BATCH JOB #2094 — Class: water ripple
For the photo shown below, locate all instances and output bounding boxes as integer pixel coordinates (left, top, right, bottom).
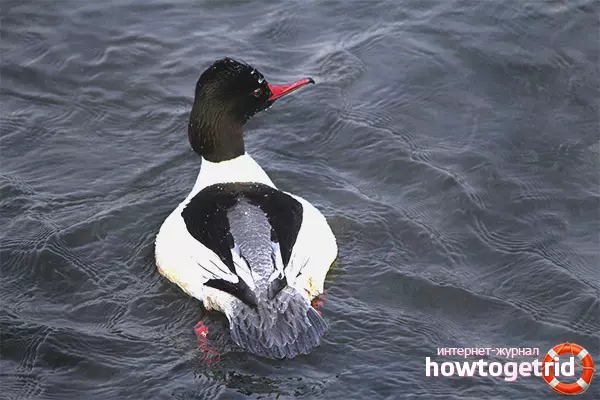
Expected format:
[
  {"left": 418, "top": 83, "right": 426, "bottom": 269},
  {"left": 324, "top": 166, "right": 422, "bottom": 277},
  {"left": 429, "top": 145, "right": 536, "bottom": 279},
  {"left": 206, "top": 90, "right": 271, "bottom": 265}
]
[{"left": 1, "top": 0, "right": 598, "bottom": 399}]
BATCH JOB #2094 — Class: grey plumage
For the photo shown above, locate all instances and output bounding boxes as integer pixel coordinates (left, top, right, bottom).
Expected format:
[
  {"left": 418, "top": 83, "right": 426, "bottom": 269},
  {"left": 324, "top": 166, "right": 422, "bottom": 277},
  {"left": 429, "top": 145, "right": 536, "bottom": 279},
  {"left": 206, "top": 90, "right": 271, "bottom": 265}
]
[
  {"left": 226, "top": 200, "right": 327, "bottom": 358},
  {"left": 229, "top": 286, "right": 327, "bottom": 358}
]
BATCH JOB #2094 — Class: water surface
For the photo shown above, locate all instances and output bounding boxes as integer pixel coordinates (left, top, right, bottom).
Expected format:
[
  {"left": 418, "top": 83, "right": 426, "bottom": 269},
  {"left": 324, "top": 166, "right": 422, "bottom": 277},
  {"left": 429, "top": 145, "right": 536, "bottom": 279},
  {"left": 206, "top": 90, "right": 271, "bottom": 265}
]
[{"left": 1, "top": 0, "right": 599, "bottom": 398}]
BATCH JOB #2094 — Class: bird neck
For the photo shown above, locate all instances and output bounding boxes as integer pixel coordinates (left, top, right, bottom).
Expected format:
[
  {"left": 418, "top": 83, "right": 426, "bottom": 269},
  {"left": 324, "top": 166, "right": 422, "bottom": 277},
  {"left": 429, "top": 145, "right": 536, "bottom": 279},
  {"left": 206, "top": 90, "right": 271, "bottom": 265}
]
[{"left": 188, "top": 102, "right": 245, "bottom": 162}]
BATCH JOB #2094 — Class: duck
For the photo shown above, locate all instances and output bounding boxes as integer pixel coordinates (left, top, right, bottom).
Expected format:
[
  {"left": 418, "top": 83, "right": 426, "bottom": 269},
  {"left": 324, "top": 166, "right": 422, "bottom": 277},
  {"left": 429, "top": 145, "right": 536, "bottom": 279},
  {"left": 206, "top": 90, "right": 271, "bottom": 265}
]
[{"left": 155, "top": 58, "right": 338, "bottom": 359}]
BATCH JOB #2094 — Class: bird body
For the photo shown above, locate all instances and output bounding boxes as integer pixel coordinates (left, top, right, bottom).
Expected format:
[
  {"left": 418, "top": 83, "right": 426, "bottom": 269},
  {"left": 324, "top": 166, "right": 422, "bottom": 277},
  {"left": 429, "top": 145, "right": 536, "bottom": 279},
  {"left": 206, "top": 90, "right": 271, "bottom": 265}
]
[{"left": 155, "top": 59, "right": 337, "bottom": 358}]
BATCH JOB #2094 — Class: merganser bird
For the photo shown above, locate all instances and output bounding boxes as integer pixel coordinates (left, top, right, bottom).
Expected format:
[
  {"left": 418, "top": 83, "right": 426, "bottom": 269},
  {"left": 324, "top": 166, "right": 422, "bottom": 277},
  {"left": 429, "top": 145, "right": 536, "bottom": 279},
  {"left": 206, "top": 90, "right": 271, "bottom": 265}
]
[{"left": 155, "top": 58, "right": 337, "bottom": 359}]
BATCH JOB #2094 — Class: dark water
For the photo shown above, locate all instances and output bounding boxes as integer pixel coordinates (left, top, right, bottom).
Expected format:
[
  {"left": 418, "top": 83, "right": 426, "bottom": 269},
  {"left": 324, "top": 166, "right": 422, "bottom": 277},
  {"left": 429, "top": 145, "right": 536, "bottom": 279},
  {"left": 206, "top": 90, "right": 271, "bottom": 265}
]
[{"left": 1, "top": 0, "right": 599, "bottom": 399}]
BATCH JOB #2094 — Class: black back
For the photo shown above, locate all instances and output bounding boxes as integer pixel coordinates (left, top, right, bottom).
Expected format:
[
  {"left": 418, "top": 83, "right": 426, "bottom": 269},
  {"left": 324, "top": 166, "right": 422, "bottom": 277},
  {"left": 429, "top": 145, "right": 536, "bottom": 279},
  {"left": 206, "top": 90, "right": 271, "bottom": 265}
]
[{"left": 181, "top": 182, "right": 303, "bottom": 305}]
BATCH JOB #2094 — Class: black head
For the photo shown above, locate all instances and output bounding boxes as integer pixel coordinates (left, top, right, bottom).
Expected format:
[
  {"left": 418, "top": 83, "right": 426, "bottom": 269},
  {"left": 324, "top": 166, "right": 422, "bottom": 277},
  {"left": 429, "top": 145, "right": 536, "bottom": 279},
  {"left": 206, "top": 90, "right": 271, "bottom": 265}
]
[{"left": 188, "top": 58, "right": 314, "bottom": 162}]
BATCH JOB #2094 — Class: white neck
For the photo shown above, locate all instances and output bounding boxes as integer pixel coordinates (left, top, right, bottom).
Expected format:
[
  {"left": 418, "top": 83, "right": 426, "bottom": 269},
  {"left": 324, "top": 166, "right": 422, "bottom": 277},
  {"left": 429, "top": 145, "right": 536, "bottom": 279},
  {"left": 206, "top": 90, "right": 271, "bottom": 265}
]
[{"left": 186, "top": 153, "right": 275, "bottom": 201}]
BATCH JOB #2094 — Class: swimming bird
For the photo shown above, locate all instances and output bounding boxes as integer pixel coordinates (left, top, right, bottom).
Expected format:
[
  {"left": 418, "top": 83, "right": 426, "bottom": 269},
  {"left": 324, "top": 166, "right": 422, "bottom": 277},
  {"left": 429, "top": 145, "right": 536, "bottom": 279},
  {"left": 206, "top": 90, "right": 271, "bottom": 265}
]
[{"left": 155, "top": 58, "right": 338, "bottom": 359}]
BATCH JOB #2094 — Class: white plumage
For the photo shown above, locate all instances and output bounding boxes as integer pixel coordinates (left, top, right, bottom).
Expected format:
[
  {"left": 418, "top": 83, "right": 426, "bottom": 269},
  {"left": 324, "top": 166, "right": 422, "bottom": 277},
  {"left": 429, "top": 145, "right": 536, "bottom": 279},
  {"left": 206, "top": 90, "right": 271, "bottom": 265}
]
[{"left": 155, "top": 153, "right": 337, "bottom": 314}]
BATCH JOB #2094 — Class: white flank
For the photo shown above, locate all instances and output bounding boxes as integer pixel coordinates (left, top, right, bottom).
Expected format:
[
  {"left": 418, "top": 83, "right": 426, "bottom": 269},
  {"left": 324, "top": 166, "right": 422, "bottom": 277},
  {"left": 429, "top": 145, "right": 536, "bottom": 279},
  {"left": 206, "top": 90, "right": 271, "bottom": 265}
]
[{"left": 285, "top": 193, "right": 337, "bottom": 299}]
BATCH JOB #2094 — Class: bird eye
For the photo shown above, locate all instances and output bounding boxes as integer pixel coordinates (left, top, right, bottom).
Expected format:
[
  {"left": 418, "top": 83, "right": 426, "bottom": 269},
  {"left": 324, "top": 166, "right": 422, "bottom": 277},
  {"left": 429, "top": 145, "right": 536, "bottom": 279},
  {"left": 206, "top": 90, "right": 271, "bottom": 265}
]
[{"left": 252, "top": 87, "right": 263, "bottom": 97}]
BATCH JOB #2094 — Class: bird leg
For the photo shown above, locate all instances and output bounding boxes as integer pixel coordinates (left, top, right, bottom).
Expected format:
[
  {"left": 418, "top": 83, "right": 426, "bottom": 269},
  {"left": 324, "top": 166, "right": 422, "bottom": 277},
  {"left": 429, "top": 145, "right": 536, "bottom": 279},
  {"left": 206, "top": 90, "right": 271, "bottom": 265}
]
[
  {"left": 194, "top": 320, "right": 221, "bottom": 366},
  {"left": 311, "top": 289, "right": 328, "bottom": 315}
]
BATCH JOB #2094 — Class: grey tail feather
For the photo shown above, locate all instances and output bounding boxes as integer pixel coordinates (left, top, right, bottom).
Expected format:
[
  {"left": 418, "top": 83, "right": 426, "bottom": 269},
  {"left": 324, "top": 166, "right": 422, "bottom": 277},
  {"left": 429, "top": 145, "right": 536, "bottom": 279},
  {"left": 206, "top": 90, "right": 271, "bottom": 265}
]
[{"left": 228, "top": 287, "right": 327, "bottom": 359}]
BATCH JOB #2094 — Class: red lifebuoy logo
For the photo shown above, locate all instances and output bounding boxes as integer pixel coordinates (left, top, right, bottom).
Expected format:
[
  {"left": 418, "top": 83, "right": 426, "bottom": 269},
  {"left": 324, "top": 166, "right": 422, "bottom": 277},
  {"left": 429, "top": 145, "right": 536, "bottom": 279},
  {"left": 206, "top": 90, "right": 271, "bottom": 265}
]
[{"left": 542, "top": 343, "right": 595, "bottom": 395}]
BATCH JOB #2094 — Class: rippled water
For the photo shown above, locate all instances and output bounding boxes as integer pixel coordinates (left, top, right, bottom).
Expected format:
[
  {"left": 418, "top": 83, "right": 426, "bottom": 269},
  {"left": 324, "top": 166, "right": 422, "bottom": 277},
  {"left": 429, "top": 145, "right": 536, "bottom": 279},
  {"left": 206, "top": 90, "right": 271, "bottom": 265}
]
[{"left": 1, "top": 0, "right": 599, "bottom": 399}]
